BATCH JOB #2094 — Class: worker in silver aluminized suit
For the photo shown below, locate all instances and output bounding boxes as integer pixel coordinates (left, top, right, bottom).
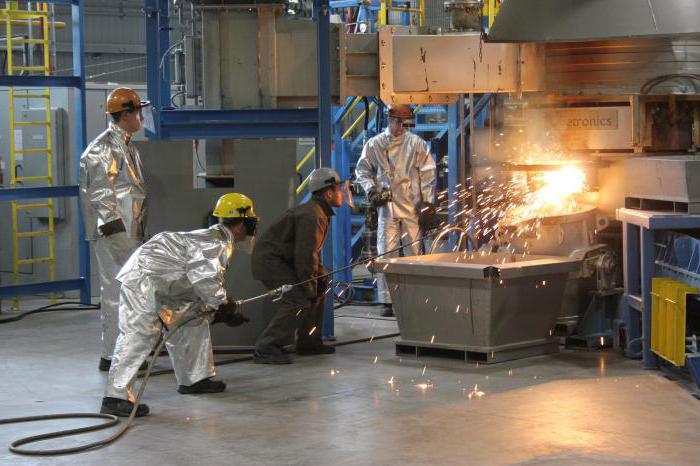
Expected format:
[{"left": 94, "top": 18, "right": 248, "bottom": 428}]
[
  {"left": 100, "top": 193, "right": 258, "bottom": 417},
  {"left": 355, "top": 104, "right": 436, "bottom": 317},
  {"left": 79, "top": 87, "right": 150, "bottom": 372}
]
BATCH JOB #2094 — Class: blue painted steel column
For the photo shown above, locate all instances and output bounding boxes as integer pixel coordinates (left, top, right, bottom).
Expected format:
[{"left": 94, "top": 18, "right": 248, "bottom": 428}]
[
  {"left": 315, "top": 0, "right": 335, "bottom": 337},
  {"left": 145, "top": 0, "right": 165, "bottom": 138},
  {"left": 640, "top": 227, "right": 659, "bottom": 369},
  {"left": 622, "top": 222, "right": 642, "bottom": 356},
  {"left": 158, "top": 0, "right": 171, "bottom": 109},
  {"left": 446, "top": 102, "right": 459, "bottom": 228},
  {"left": 73, "top": 0, "right": 90, "bottom": 304}
]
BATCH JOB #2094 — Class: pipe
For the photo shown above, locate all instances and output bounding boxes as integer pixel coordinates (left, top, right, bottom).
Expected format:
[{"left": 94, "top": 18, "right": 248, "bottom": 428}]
[{"left": 429, "top": 226, "right": 477, "bottom": 254}]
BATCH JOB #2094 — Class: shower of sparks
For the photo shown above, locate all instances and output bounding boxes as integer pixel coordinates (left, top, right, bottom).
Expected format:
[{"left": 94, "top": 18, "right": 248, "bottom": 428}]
[
  {"left": 387, "top": 376, "right": 395, "bottom": 386},
  {"left": 369, "top": 335, "right": 375, "bottom": 343},
  {"left": 415, "top": 383, "right": 434, "bottom": 392},
  {"left": 373, "top": 356, "right": 378, "bottom": 364},
  {"left": 430, "top": 335, "right": 435, "bottom": 344},
  {"left": 467, "top": 384, "right": 485, "bottom": 399},
  {"left": 308, "top": 326, "right": 317, "bottom": 336},
  {"left": 421, "top": 365, "right": 427, "bottom": 376},
  {"left": 456, "top": 305, "right": 461, "bottom": 313},
  {"left": 296, "top": 309, "right": 303, "bottom": 316}
]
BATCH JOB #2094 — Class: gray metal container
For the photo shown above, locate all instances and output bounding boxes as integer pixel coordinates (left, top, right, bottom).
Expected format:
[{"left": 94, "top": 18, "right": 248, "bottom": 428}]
[
  {"left": 625, "top": 156, "right": 700, "bottom": 212},
  {"left": 375, "top": 252, "right": 581, "bottom": 363}
]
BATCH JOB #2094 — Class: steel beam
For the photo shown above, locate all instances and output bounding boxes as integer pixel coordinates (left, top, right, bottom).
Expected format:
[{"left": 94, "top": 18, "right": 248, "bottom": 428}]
[
  {"left": 158, "top": 109, "right": 319, "bottom": 139},
  {"left": 0, "top": 185, "right": 78, "bottom": 201},
  {"left": 0, "top": 75, "right": 81, "bottom": 87},
  {"left": 0, "top": 279, "right": 87, "bottom": 299}
]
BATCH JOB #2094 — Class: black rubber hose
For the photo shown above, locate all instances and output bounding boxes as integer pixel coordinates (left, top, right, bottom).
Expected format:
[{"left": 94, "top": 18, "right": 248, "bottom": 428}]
[
  {"left": 0, "top": 324, "right": 399, "bottom": 455},
  {"left": 0, "top": 302, "right": 100, "bottom": 324}
]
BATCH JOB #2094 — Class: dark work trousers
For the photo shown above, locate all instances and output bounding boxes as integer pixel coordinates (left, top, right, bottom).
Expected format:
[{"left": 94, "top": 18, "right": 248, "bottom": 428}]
[{"left": 255, "top": 279, "right": 325, "bottom": 354}]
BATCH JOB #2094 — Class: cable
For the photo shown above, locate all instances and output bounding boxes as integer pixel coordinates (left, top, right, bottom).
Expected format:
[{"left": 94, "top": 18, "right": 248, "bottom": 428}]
[
  {"left": 0, "top": 228, "right": 442, "bottom": 455},
  {"left": 640, "top": 73, "right": 700, "bottom": 95},
  {"left": 0, "top": 302, "right": 100, "bottom": 324},
  {"left": 171, "top": 90, "right": 186, "bottom": 108},
  {"left": 335, "top": 314, "right": 396, "bottom": 322},
  {"left": 87, "top": 64, "right": 147, "bottom": 81}
]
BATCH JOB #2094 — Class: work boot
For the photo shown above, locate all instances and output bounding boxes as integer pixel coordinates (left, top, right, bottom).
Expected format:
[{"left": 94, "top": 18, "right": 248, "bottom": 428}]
[
  {"left": 381, "top": 304, "right": 394, "bottom": 317},
  {"left": 100, "top": 397, "right": 150, "bottom": 418},
  {"left": 253, "top": 351, "right": 293, "bottom": 364},
  {"left": 177, "top": 378, "right": 226, "bottom": 394},
  {"left": 296, "top": 343, "right": 336, "bottom": 356},
  {"left": 98, "top": 358, "right": 111, "bottom": 372}
]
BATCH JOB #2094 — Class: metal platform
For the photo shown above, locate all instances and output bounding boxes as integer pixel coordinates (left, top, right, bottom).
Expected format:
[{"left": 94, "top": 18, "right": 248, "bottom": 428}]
[{"left": 396, "top": 338, "right": 560, "bottom": 364}]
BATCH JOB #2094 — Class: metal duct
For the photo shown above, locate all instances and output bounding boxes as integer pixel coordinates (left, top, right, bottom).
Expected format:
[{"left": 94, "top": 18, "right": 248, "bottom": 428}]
[{"left": 488, "top": 0, "right": 700, "bottom": 43}]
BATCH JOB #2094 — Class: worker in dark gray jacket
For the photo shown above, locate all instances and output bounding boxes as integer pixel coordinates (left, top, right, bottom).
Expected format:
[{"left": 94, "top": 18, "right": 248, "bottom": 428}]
[{"left": 252, "top": 167, "right": 348, "bottom": 364}]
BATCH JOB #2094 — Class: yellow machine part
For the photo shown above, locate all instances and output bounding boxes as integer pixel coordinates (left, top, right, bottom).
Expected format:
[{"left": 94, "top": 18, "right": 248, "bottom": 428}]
[{"left": 651, "top": 277, "right": 698, "bottom": 367}]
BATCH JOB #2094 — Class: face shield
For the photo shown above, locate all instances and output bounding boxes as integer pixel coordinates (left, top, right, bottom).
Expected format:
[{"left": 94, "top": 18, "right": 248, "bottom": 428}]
[
  {"left": 236, "top": 236, "right": 256, "bottom": 255},
  {"left": 339, "top": 180, "right": 355, "bottom": 210},
  {"left": 389, "top": 115, "right": 414, "bottom": 129},
  {"left": 140, "top": 104, "right": 156, "bottom": 134}
]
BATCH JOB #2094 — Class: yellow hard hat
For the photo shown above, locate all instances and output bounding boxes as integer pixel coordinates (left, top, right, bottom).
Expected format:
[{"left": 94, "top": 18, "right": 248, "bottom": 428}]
[
  {"left": 105, "top": 87, "right": 150, "bottom": 114},
  {"left": 213, "top": 193, "right": 257, "bottom": 219}
]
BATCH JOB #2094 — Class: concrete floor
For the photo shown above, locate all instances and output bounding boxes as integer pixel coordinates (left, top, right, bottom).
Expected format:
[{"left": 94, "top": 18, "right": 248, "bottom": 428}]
[{"left": 1, "top": 303, "right": 700, "bottom": 465}]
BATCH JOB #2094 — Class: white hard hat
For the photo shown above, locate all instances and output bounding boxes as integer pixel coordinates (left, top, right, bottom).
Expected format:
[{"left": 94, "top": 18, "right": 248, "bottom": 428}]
[{"left": 308, "top": 167, "right": 341, "bottom": 193}]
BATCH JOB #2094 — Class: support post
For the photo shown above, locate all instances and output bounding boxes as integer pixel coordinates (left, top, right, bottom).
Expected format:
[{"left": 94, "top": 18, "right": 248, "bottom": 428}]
[
  {"left": 640, "top": 227, "right": 658, "bottom": 369},
  {"left": 315, "top": 0, "right": 334, "bottom": 338},
  {"left": 72, "top": 0, "right": 90, "bottom": 304}
]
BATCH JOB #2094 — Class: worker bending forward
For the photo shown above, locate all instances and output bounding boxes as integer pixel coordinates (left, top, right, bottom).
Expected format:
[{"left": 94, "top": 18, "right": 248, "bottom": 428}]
[
  {"left": 252, "top": 168, "right": 348, "bottom": 364},
  {"left": 100, "top": 193, "right": 258, "bottom": 417}
]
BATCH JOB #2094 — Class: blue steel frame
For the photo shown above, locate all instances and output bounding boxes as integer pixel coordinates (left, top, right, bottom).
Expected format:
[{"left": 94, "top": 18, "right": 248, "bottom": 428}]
[
  {"left": 0, "top": 0, "right": 89, "bottom": 303},
  {"left": 617, "top": 208, "right": 700, "bottom": 369},
  {"left": 143, "top": 0, "right": 336, "bottom": 334}
]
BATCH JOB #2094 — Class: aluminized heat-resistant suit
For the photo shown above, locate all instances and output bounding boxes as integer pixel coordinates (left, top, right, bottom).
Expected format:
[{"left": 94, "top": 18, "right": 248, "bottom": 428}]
[
  {"left": 105, "top": 224, "right": 234, "bottom": 401},
  {"left": 355, "top": 128, "right": 436, "bottom": 304},
  {"left": 79, "top": 122, "right": 146, "bottom": 360}
]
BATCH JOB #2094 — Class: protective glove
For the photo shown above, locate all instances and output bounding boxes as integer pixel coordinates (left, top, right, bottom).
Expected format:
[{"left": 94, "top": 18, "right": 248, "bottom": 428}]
[
  {"left": 213, "top": 299, "right": 250, "bottom": 327},
  {"left": 99, "top": 218, "right": 126, "bottom": 237},
  {"left": 316, "top": 274, "right": 330, "bottom": 299},
  {"left": 367, "top": 188, "right": 390, "bottom": 208},
  {"left": 419, "top": 202, "right": 437, "bottom": 231}
]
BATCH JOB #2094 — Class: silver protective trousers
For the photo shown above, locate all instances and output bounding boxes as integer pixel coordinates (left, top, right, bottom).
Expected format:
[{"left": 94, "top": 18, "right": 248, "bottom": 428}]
[
  {"left": 105, "top": 284, "right": 215, "bottom": 401},
  {"left": 94, "top": 232, "right": 140, "bottom": 360},
  {"left": 376, "top": 216, "right": 420, "bottom": 304}
]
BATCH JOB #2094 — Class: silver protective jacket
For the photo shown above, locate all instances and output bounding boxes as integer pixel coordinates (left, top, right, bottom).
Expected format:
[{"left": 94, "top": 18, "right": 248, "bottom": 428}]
[
  {"left": 116, "top": 224, "right": 234, "bottom": 316},
  {"left": 79, "top": 121, "right": 146, "bottom": 240},
  {"left": 355, "top": 129, "right": 436, "bottom": 219}
]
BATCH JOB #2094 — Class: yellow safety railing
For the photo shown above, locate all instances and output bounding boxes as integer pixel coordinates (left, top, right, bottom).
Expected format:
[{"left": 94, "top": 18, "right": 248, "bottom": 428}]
[
  {"left": 377, "top": 0, "right": 425, "bottom": 27},
  {"left": 296, "top": 100, "right": 377, "bottom": 195},
  {"left": 651, "top": 277, "right": 698, "bottom": 367},
  {"left": 4, "top": 1, "right": 56, "bottom": 308},
  {"left": 485, "top": 0, "right": 500, "bottom": 28}
]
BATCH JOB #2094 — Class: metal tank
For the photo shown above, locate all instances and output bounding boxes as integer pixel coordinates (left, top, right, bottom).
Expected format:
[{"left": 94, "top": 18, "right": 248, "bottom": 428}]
[{"left": 374, "top": 251, "right": 581, "bottom": 363}]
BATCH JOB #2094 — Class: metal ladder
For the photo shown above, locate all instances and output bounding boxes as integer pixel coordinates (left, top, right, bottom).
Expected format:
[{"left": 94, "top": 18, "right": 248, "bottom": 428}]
[{"left": 3, "top": 1, "right": 55, "bottom": 308}]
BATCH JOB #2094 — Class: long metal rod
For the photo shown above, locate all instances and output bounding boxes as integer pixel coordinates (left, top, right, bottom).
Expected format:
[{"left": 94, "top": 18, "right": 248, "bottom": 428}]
[
  {"left": 469, "top": 93, "right": 476, "bottom": 234},
  {"left": 458, "top": 94, "right": 466, "bottom": 221}
]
